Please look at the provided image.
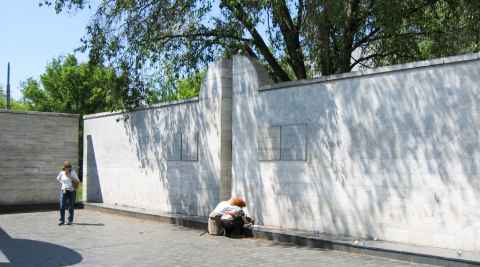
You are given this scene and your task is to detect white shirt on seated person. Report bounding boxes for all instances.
[210,200,250,219]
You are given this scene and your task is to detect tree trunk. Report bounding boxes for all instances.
[271,0,307,79]
[222,1,291,82]
[340,0,361,73]
[318,1,334,76]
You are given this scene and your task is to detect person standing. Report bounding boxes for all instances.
[56,161,80,225]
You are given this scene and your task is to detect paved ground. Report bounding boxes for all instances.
[0,210,432,267]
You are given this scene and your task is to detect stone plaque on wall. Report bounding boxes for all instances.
[166,132,182,161]
[257,126,281,161]
[281,124,307,161]
[181,132,199,161]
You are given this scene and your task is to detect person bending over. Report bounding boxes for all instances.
[209,197,254,237]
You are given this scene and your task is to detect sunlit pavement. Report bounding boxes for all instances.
[0,210,433,267]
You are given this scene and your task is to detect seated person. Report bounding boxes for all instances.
[208,197,254,237]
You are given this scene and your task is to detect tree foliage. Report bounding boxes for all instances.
[0,86,4,107]
[41,0,480,108]
[21,54,126,179]
[147,71,205,103]
[0,85,30,111]
[21,54,124,114]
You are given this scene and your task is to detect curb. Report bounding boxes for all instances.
[83,203,207,231]
[82,203,480,267]
[252,229,479,266]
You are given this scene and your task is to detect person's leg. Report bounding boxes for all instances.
[241,223,254,237]
[221,220,234,237]
[59,192,66,224]
[67,191,75,223]
[215,216,225,236]
[231,219,244,237]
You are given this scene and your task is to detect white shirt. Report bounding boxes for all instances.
[56,170,80,191]
[210,201,250,218]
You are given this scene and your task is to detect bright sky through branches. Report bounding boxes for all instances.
[0,1,95,99]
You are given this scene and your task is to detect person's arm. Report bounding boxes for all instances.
[242,208,254,224]
[56,172,62,183]
[242,207,250,218]
[71,170,80,183]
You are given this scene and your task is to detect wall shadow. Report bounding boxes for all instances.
[86,135,103,203]
[0,228,82,266]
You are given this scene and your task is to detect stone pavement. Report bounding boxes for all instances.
[0,210,433,267]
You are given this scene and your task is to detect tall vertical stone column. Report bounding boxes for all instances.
[219,59,233,201]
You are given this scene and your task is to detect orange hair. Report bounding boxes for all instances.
[229,197,246,207]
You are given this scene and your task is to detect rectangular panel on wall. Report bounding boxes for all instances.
[281,124,307,161]
[181,132,199,161]
[166,131,182,161]
[257,126,281,161]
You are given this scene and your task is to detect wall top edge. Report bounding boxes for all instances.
[83,97,200,120]
[259,52,480,91]
[0,109,80,118]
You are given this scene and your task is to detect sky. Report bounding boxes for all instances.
[0,1,95,99]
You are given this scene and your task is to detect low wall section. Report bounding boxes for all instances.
[0,110,79,205]
[82,59,232,216]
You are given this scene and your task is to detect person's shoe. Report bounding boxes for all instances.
[66,221,73,225]
[58,222,65,226]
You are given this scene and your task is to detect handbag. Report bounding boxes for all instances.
[72,178,80,190]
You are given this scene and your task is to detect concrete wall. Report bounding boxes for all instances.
[231,54,480,251]
[83,53,480,251]
[82,59,233,216]
[0,110,79,205]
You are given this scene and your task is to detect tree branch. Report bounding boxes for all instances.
[349,50,404,69]
[222,1,291,81]
[339,0,362,72]
[297,0,304,30]
[243,44,259,59]
[154,31,252,43]
[352,27,381,50]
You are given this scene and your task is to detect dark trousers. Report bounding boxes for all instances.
[59,190,76,223]
[221,218,244,237]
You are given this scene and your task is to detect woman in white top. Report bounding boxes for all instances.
[56,161,80,225]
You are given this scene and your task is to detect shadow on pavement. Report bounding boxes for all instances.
[0,228,82,266]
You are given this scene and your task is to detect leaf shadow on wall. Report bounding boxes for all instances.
[233,56,480,250]
[122,74,225,217]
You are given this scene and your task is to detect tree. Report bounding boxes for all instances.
[147,71,205,103]
[10,101,30,111]
[21,54,125,179]
[0,85,4,108]
[22,54,124,114]
[42,0,480,108]
[0,85,30,111]
[21,79,49,111]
